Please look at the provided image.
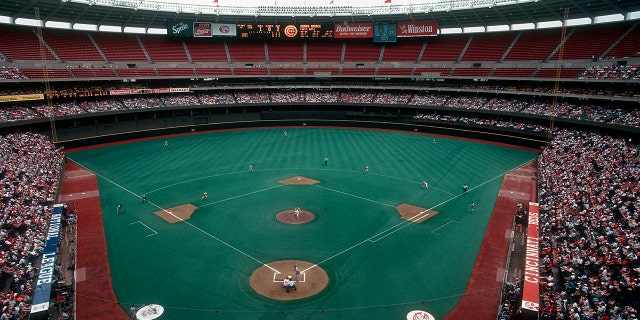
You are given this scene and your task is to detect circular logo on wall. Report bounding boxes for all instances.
[284,25,298,38]
[406,310,436,320]
[218,25,230,34]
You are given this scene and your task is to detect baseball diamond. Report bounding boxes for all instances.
[64,127,537,320]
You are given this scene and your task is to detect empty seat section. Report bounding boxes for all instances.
[603,23,639,59]
[116,68,157,77]
[196,68,232,76]
[421,35,469,62]
[306,67,339,76]
[92,33,147,62]
[376,68,413,76]
[269,68,304,76]
[343,40,382,62]
[156,68,195,77]
[227,41,265,62]
[141,37,189,62]
[233,66,267,76]
[341,67,375,76]
[0,26,55,61]
[71,68,117,78]
[267,41,303,62]
[491,68,536,78]
[306,41,343,62]
[414,67,451,77]
[461,33,514,62]
[451,68,492,77]
[21,68,71,79]
[186,40,229,62]
[381,40,424,62]
[534,68,583,79]
[43,29,103,62]
[504,30,561,61]
[551,23,628,60]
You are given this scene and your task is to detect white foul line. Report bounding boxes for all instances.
[70,161,282,274]
[129,221,157,237]
[303,159,534,273]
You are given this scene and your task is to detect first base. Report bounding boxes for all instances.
[154,204,197,223]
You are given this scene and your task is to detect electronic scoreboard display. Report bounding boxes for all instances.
[237,23,333,38]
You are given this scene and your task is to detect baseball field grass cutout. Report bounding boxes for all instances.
[278,176,319,185]
[153,204,198,223]
[250,260,329,300]
[276,209,315,224]
[396,203,438,223]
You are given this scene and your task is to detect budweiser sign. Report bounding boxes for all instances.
[334,23,374,38]
[397,21,438,37]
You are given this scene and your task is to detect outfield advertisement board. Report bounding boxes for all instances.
[333,23,374,38]
[110,88,189,96]
[194,23,237,37]
[169,21,436,39]
[0,94,44,103]
[193,22,213,37]
[167,21,192,36]
[211,23,237,36]
[397,21,438,37]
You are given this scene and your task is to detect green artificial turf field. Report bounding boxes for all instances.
[66,127,537,320]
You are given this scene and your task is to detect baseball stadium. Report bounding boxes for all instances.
[0,1,639,320]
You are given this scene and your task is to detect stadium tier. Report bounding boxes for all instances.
[0,4,639,320]
[1,21,639,81]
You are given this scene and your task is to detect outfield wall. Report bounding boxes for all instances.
[2,102,638,150]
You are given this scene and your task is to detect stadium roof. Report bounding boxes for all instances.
[1,0,639,33]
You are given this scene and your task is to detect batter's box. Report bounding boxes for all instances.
[396,203,439,223]
[273,272,306,283]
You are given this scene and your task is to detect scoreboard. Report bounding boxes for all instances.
[237,23,334,38]
[373,23,397,43]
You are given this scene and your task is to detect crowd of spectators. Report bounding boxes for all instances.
[537,129,639,320]
[0,67,24,80]
[500,278,523,320]
[412,113,550,133]
[304,90,340,103]
[196,92,236,105]
[0,90,639,129]
[0,133,65,320]
[159,94,200,107]
[578,65,640,80]
[0,100,639,319]
[270,91,305,103]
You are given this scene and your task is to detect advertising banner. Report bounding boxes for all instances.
[334,23,374,38]
[193,22,213,37]
[397,21,438,37]
[29,204,65,320]
[167,21,192,36]
[212,23,237,36]
[521,202,540,313]
[110,88,189,96]
[0,94,44,103]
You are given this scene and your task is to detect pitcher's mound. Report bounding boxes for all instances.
[276,209,315,224]
[279,176,319,185]
[250,260,328,300]
[396,203,438,223]
[154,204,197,223]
